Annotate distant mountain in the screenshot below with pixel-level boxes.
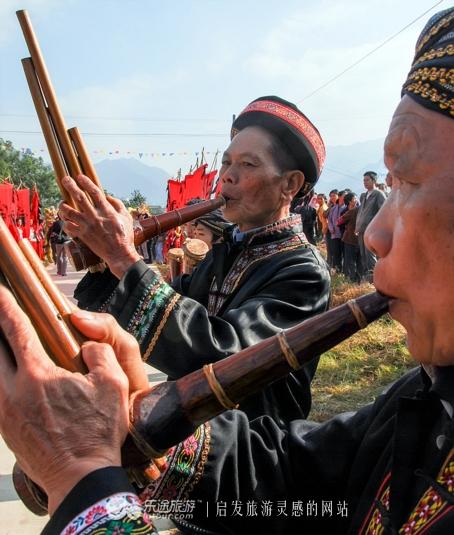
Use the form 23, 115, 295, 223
94, 138, 387, 205
95, 158, 171, 206
318, 138, 387, 195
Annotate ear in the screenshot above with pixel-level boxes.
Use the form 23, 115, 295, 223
281, 170, 305, 202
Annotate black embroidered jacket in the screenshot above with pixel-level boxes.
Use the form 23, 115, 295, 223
75, 215, 330, 425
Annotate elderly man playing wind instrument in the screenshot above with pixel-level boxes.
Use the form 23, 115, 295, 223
1, 6, 454, 535
60, 96, 331, 427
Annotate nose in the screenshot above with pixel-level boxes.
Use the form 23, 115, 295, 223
220, 163, 239, 185
364, 199, 393, 259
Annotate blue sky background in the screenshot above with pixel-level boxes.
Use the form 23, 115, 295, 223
0, 0, 447, 178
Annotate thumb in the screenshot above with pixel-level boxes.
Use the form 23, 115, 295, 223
81, 341, 128, 390
71, 311, 139, 359
72, 311, 148, 392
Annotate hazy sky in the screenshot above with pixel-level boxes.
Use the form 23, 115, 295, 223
0, 0, 447, 177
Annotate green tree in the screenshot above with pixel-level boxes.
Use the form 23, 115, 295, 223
122, 189, 147, 209
0, 139, 61, 207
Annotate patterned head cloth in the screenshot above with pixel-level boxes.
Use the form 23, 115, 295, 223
231, 96, 325, 196
402, 6, 454, 118
195, 208, 231, 238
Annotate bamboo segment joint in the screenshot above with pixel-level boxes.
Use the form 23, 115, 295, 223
203, 363, 239, 410
347, 299, 368, 329
277, 331, 299, 370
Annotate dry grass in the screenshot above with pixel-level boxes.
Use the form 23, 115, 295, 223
309, 274, 415, 422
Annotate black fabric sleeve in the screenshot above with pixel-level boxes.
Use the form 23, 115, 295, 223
42, 467, 136, 535
107, 253, 329, 380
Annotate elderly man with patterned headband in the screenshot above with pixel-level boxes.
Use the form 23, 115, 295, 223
0, 6, 453, 535
59, 96, 330, 427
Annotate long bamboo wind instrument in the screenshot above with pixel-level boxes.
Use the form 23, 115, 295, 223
17, 10, 225, 271
0, 217, 86, 372
127, 292, 389, 456
17, 10, 104, 271
134, 197, 225, 246
15, 290, 390, 514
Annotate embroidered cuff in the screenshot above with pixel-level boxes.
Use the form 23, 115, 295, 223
42, 467, 150, 535
108, 260, 181, 361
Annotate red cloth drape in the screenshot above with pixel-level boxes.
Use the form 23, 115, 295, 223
166, 180, 184, 212
0, 183, 14, 219
16, 188, 31, 239
0, 183, 20, 241
31, 186, 40, 225
203, 170, 218, 199
182, 164, 206, 205
30, 186, 44, 258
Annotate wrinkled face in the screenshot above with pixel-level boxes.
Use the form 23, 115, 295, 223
220, 127, 289, 231
365, 96, 454, 365
194, 223, 214, 248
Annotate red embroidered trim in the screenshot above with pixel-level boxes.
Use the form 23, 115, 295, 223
238, 100, 326, 170
360, 449, 454, 535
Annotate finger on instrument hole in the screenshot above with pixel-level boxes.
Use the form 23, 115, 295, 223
0, 285, 53, 372
144, 461, 162, 481
61, 176, 97, 216
74, 174, 111, 213
81, 341, 126, 379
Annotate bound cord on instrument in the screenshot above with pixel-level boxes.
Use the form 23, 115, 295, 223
277, 331, 299, 370
203, 363, 239, 410
347, 299, 368, 329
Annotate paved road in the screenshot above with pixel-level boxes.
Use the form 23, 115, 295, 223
0, 262, 174, 533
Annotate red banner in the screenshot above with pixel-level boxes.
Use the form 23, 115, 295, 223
0, 183, 14, 219
16, 188, 31, 238
203, 169, 218, 199
182, 164, 206, 205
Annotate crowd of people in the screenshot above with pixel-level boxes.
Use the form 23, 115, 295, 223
293, 172, 389, 283
0, 5, 453, 535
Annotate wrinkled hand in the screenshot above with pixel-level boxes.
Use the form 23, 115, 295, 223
70, 309, 148, 393
59, 174, 141, 279
0, 286, 130, 515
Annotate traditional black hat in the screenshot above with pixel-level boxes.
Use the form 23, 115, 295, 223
402, 6, 454, 119
231, 96, 325, 195
195, 209, 231, 238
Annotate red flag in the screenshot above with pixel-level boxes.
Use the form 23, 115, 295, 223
1, 214, 20, 241
166, 179, 184, 212
182, 164, 206, 204
31, 185, 41, 225
16, 188, 31, 239
203, 170, 218, 199
0, 183, 14, 220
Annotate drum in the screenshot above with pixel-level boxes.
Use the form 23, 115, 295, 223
182, 238, 209, 275
167, 247, 184, 281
